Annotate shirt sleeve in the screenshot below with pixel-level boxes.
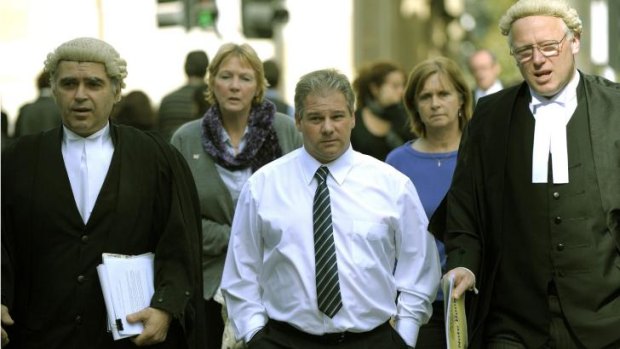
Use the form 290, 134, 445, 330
220, 180, 268, 341
393, 179, 442, 346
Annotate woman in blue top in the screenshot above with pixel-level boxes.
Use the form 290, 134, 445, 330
386, 56, 473, 348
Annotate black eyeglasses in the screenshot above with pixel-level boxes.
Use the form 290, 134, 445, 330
510, 33, 568, 63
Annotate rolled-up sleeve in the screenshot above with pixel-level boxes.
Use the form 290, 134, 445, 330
393, 180, 442, 346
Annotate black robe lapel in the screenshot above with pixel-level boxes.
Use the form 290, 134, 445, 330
36, 127, 84, 231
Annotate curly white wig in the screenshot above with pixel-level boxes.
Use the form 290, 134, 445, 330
44, 37, 128, 91
499, 0, 582, 38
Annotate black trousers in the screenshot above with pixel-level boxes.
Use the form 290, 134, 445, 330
248, 320, 409, 349
205, 298, 224, 349
486, 293, 585, 349
416, 301, 446, 349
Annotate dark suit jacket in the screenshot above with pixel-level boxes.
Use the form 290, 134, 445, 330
14, 95, 61, 137
158, 84, 206, 142
430, 72, 620, 348
1, 124, 206, 348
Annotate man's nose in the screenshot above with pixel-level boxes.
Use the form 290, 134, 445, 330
322, 119, 334, 133
75, 84, 88, 100
531, 47, 547, 64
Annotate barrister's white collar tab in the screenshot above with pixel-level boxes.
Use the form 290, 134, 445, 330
528, 71, 580, 184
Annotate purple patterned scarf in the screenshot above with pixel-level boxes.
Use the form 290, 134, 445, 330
200, 100, 282, 172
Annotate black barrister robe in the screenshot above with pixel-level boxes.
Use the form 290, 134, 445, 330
430, 72, 620, 348
1, 123, 206, 349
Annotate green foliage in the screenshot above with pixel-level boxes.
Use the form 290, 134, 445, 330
465, 0, 523, 85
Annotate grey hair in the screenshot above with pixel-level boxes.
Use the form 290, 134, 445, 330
44, 37, 128, 92
499, 0, 582, 39
294, 69, 355, 119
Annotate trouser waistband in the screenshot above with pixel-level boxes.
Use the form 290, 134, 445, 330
267, 319, 391, 345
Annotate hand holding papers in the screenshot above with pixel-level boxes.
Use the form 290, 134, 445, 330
97, 252, 155, 340
442, 274, 468, 349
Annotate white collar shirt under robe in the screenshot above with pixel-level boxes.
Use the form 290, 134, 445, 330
529, 70, 579, 184
221, 145, 441, 347
62, 123, 114, 223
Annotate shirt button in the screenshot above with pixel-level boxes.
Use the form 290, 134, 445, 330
77, 275, 86, 283
552, 192, 560, 199
158, 298, 164, 303
556, 243, 565, 251
185, 291, 191, 297
81, 235, 89, 243
75, 315, 82, 324
554, 216, 562, 224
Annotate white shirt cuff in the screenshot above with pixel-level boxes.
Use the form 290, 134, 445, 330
241, 313, 267, 343
244, 326, 263, 343
394, 318, 419, 347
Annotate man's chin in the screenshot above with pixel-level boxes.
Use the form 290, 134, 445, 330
528, 80, 561, 98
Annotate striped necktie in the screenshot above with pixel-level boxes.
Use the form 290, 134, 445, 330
313, 166, 342, 318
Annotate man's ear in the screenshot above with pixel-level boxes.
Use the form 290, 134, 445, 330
571, 33, 581, 54
114, 90, 122, 103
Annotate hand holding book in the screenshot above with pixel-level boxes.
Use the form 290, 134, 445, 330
442, 268, 476, 349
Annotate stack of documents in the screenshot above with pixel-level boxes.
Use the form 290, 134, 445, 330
97, 252, 155, 340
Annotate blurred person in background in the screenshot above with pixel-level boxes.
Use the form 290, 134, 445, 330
170, 43, 302, 349
158, 50, 210, 141
433, 0, 620, 347
263, 59, 294, 117
386, 56, 472, 349
468, 49, 503, 105
193, 84, 211, 119
1, 110, 11, 151
14, 70, 61, 137
1, 37, 205, 349
111, 90, 157, 131
351, 61, 412, 160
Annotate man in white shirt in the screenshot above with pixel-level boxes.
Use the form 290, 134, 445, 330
468, 49, 503, 104
221, 69, 441, 349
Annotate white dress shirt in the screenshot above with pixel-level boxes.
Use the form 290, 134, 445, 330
529, 71, 579, 183
62, 123, 114, 223
474, 80, 503, 102
221, 145, 441, 347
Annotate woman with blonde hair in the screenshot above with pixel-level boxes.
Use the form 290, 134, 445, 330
386, 56, 472, 348
171, 43, 301, 349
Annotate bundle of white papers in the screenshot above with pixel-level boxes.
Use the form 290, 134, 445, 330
97, 252, 155, 340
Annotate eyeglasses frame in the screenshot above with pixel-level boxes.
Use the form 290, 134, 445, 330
510, 32, 569, 63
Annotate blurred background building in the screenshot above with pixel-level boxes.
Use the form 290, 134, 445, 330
0, 0, 617, 134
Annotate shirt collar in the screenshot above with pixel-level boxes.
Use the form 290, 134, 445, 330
63, 122, 111, 143
482, 80, 503, 94
220, 126, 249, 145
300, 144, 354, 186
